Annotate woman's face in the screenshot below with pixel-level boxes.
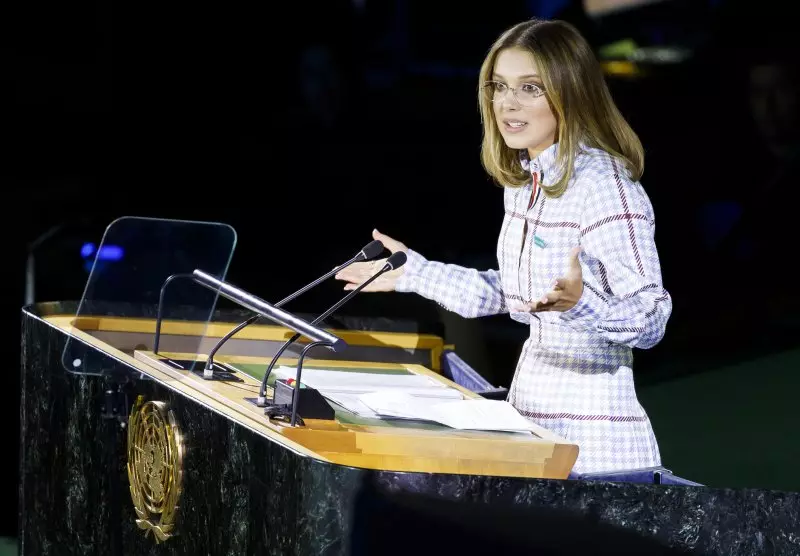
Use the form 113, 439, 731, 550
491, 48, 558, 159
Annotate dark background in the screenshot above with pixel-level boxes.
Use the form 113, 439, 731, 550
3, 0, 799, 540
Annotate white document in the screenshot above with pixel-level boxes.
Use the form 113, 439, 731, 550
318, 392, 381, 419
271, 366, 464, 417
359, 391, 536, 432
272, 366, 463, 399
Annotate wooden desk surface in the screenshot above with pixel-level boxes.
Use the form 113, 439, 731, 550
42, 314, 579, 480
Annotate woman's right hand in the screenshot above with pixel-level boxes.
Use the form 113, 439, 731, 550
335, 229, 408, 291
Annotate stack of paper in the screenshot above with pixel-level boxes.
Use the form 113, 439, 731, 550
271, 366, 464, 418
359, 391, 536, 432
272, 366, 534, 432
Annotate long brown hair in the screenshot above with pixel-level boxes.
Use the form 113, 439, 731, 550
479, 18, 644, 197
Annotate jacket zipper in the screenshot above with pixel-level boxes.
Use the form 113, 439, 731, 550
517, 172, 540, 296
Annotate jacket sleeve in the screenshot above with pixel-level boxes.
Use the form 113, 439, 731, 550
559, 164, 672, 348
395, 249, 507, 318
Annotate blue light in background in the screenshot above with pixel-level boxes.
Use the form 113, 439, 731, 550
98, 245, 124, 261
80, 243, 95, 258
81, 242, 125, 261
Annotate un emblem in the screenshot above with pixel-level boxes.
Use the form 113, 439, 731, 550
127, 396, 184, 543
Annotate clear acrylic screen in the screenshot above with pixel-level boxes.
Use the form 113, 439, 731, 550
61, 216, 237, 376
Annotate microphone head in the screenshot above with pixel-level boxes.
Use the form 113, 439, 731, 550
360, 239, 384, 260
385, 251, 407, 271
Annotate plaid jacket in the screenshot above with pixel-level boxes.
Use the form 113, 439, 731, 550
396, 143, 672, 352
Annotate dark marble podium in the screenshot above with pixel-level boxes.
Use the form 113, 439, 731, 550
19, 302, 800, 556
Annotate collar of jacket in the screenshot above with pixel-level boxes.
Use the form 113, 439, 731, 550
518, 142, 562, 186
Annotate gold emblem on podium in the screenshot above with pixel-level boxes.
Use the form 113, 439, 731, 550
127, 395, 184, 543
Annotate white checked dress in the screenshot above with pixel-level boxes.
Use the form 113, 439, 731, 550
395, 143, 672, 473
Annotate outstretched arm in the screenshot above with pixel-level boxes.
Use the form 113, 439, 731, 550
395, 250, 507, 319
335, 229, 507, 319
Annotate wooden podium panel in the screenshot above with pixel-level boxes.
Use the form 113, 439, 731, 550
44, 313, 578, 480
70, 314, 448, 370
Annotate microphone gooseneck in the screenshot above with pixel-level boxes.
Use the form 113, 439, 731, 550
259, 250, 408, 404
201, 240, 384, 378
290, 340, 329, 426
154, 273, 196, 354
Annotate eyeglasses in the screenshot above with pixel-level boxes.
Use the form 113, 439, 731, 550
482, 81, 546, 107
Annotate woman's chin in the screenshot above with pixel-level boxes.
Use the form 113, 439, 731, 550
502, 135, 531, 149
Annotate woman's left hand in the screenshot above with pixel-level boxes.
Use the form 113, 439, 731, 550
516, 247, 584, 312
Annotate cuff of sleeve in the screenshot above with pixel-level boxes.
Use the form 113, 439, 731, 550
394, 249, 427, 293
559, 282, 607, 329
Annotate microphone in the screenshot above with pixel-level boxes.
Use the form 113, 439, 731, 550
191, 269, 347, 351
258, 251, 407, 409
197, 239, 384, 378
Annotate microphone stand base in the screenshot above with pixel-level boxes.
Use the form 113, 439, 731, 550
273, 380, 336, 421
263, 403, 305, 426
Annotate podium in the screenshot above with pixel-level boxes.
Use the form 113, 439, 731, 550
19, 217, 800, 555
